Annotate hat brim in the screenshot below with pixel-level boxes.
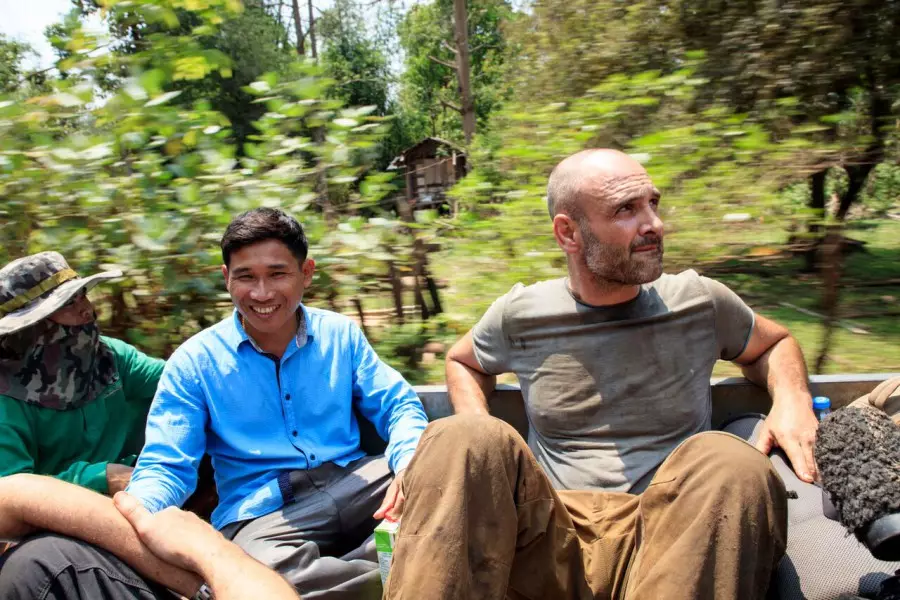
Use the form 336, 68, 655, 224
0, 270, 123, 337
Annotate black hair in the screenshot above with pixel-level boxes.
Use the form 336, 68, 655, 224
220, 208, 309, 266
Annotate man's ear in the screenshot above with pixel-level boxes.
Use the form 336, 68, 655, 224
553, 214, 580, 255
301, 259, 316, 286
221, 265, 230, 291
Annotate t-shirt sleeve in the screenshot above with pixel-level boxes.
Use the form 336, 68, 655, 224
700, 276, 755, 361
471, 288, 515, 374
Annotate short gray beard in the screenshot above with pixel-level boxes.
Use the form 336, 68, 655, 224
579, 221, 664, 287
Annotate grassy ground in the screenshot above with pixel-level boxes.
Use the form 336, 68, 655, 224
374, 216, 900, 384
698, 218, 900, 378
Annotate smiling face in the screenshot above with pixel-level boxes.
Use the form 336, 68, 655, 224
222, 239, 315, 350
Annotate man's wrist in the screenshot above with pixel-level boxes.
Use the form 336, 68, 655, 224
193, 539, 247, 583
772, 389, 813, 409
1, 475, 28, 521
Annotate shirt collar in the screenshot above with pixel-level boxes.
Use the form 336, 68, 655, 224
228, 304, 312, 354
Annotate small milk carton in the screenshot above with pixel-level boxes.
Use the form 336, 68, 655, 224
374, 518, 401, 586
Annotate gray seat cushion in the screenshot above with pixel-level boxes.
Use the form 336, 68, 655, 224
721, 414, 900, 600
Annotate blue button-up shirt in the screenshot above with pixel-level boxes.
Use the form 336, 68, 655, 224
126, 306, 428, 530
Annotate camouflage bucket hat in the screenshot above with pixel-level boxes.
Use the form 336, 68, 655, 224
0, 252, 122, 337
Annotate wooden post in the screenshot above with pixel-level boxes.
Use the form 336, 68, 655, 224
453, 0, 475, 144
291, 0, 305, 55
351, 298, 369, 339
387, 260, 405, 325
815, 225, 844, 373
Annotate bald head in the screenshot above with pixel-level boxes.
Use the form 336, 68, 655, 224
547, 149, 654, 220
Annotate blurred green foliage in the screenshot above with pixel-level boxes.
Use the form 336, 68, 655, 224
0, 0, 897, 376
0, 0, 411, 355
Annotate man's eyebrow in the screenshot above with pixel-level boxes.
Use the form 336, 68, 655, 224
231, 263, 291, 275
611, 187, 661, 209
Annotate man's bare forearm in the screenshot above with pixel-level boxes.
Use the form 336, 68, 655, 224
0, 474, 202, 597
446, 358, 495, 414
198, 543, 299, 599
741, 335, 812, 406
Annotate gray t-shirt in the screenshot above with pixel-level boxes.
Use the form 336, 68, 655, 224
471, 270, 755, 493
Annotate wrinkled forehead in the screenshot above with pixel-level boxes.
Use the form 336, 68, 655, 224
586, 172, 659, 206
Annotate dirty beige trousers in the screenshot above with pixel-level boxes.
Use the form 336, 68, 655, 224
385, 414, 787, 600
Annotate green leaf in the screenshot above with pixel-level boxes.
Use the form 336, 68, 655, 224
144, 90, 183, 107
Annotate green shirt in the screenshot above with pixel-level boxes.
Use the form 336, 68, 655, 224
0, 336, 164, 494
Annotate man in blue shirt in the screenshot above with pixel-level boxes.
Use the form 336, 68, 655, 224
125, 207, 428, 598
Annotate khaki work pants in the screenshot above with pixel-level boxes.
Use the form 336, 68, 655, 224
385, 414, 787, 600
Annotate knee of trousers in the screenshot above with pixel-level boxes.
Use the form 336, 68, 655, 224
0, 533, 90, 593
418, 413, 526, 461
674, 431, 787, 508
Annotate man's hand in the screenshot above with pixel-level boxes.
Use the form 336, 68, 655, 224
106, 464, 134, 496
113, 491, 227, 574
755, 397, 820, 482
373, 469, 406, 521
734, 313, 819, 483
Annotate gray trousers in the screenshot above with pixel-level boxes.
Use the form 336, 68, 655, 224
221, 455, 392, 600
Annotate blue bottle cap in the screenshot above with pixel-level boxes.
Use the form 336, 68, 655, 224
813, 396, 831, 410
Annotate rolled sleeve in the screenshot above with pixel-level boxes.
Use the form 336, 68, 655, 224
700, 276, 756, 361
471, 289, 515, 374
126, 351, 209, 512
349, 323, 427, 473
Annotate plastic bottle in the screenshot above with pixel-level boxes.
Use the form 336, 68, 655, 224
813, 396, 832, 421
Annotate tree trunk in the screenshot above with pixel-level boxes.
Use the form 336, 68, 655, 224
452, 0, 475, 144
834, 81, 889, 221
351, 298, 369, 339
803, 169, 828, 272
291, 0, 305, 56
814, 78, 888, 369
424, 273, 443, 315
394, 196, 439, 321
307, 0, 317, 60
414, 277, 430, 320
836, 164, 874, 221
387, 259, 405, 325
814, 225, 844, 373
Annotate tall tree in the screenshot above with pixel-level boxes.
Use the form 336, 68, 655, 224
308, 0, 318, 60
0, 35, 39, 95
318, 0, 390, 114
669, 0, 900, 272
291, 0, 306, 56
398, 0, 513, 144
60, 1, 295, 153
505, 0, 677, 102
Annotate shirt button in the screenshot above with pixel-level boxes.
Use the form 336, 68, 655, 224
292, 430, 298, 436
285, 394, 291, 400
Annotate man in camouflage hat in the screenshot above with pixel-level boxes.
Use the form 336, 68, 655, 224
0, 251, 165, 498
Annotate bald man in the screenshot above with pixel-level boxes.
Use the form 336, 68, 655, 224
384, 150, 817, 599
